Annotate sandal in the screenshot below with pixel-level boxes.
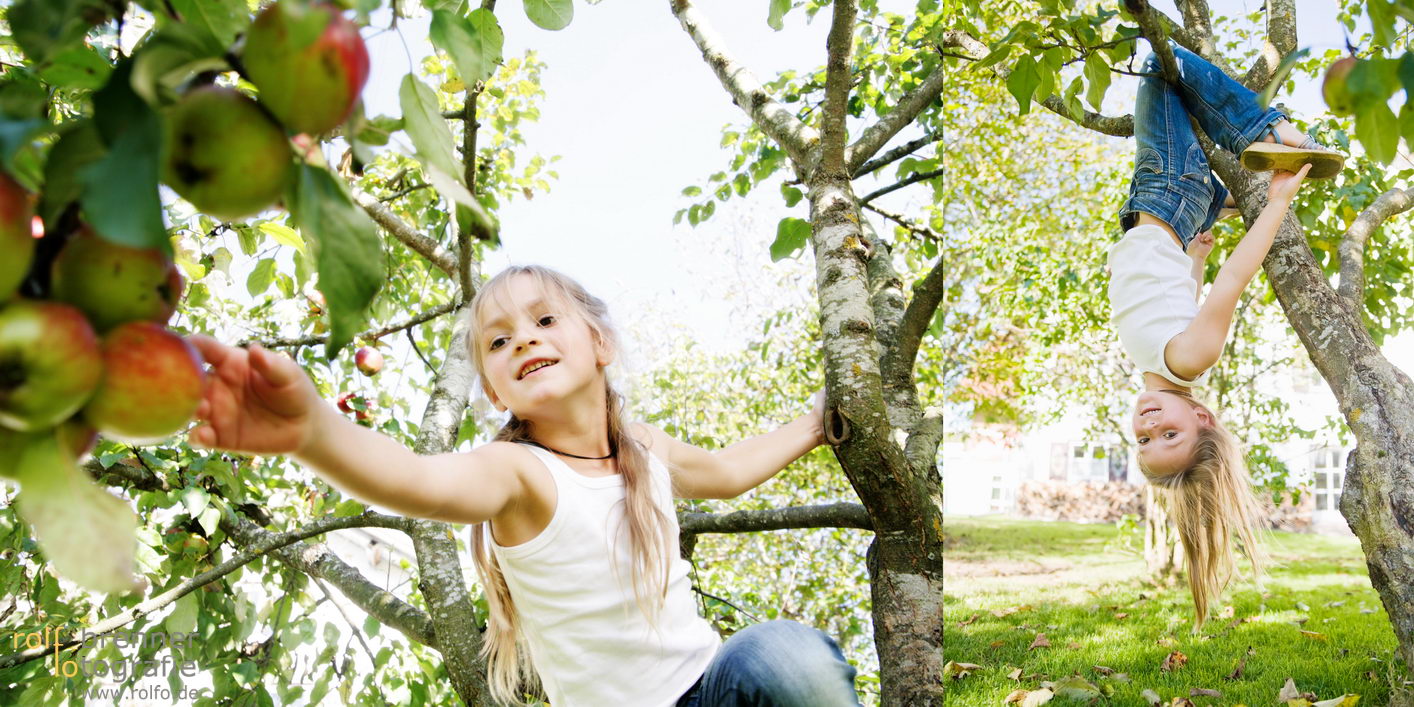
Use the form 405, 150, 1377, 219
1239, 138, 1345, 179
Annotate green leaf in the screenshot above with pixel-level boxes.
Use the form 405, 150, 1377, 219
781, 184, 803, 207
168, 0, 250, 50
333, 499, 364, 517
129, 26, 231, 106
247, 258, 277, 297
767, 0, 791, 31
1398, 100, 1414, 153
182, 488, 209, 518
1083, 52, 1112, 112
166, 592, 199, 635
7, 0, 96, 65
1355, 100, 1399, 164
198, 506, 221, 537
287, 164, 387, 359
0, 116, 48, 186
11, 432, 139, 594
523, 0, 573, 31
1007, 55, 1040, 115
431, 9, 504, 86
78, 60, 167, 253
259, 221, 309, 256
770, 217, 811, 261
37, 46, 112, 90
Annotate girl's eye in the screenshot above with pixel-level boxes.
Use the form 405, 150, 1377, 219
489, 338, 506, 350
1164, 431, 1176, 439
538, 315, 556, 326
1138, 437, 1149, 445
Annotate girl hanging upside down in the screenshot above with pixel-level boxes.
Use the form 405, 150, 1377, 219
1108, 41, 1343, 629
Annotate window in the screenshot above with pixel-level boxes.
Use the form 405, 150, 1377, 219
991, 488, 1001, 500
1315, 452, 1328, 469
1316, 494, 1328, 511
1316, 473, 1328, 490
1073, 445, 1086, 458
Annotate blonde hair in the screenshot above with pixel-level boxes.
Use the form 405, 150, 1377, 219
1139, 391, 1268, 629
464, 265, 677, 705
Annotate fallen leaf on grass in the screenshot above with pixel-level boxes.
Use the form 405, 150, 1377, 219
1065, 641, 1084, 650
1052, 676, 1100, 701
1300, 630, 1328, 642
943, 661, 983, 679
1362, 671, 1378, 681
1191, 687, 1223, 698
1029, 633, 1050, 650
1115, 612, 1130, 619
959, 613, 980, 627
1297, 601, 1311, 612
993, 605, 1032, 618
1311, 696, 1360, 707
989, 640, 1006, 649
1161, 650, 1188, 672
1219, 605, 1235, 619
1140, 689, 1162, 706
1156, 636, 1178, 648
1278, 678, 1309, 702
1007, 667, 1023, 681
1226, 655, 1248, 680
1004, 689, 1030, 704
1020, 687, 1054, 706
1171, 699, 1195, 707
1092, 665, 1115, 676
1325, 601, 1345, 608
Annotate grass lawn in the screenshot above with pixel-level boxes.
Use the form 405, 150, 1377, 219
943, 515, 1405, 706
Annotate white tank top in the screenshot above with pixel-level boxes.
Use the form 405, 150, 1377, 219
1107, 224, 1212, 387
489, 443, 721, 707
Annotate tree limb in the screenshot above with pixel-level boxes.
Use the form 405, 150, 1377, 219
937, 29, 1134, 137
863, 203, 941, 243
248, 301, 459, 349
1124, 0, 1180, 83
853, 133, 940, 179
0, 510, 422, 672
223, 511, 437, 647
860, 168, 944, 205
1338, 187, 1414, 308
356, 192, 458, 277
905, 408, 943, 487
820, 0, 859, 176
1245, 0, 1298, 90
846, 65, 945, 174
669, 0, 819, 167
890, 255, 943, 389
679, 503, 873, 534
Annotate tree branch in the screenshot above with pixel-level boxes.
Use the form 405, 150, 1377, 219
1338, 187, 1414, 308
860, 168, 944, 205
863, 203, 940, 243
1245, 0, 1297, 90
669, 0, 819, 167
1124, 0, 1180, 83
852, 133, 940, 179
846, 60, 945, 174
84, 457, 168, 492
937, 29, 1134, 137
890, 255, 943, 388
248, 301, 459, 349
0, 510, 420, 672
819, 0, 859, 176
222, 511, 437, 647
905, 408, 943, 486
679, 503, 873, 534
356, 192, 458, 277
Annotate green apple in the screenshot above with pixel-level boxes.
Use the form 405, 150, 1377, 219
243, 1, 370, 135
0, 300, 102, 432
163, 86, 293, 221
83, 322, 205, 444
51, 225, 183, 332
0, 172, 35, 301
1322, 56, 1356, 117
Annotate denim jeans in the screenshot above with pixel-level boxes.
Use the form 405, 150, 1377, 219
1118, 41, 1288, 249
673, 620, 862, 707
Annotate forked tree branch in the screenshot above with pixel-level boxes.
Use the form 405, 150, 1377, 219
356, 192, 459, 277
1338, 187, 1414, 308
249, 301, 459, 349
1124, 0, 1180, 83
669, 0, 819, 167
1245, 0, 1298, 90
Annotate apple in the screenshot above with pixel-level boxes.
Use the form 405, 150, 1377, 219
83, 322, 205, 444
354, 346, 383, 376
1323, 56, 1356, 117
163, 86, 293, 221
0, 172, 35, 301
336, 391, 370, 421
0, 300, 102, 431
51, 226, 183, 332
243, 1, 371, 136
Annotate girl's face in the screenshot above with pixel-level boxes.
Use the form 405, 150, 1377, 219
477, 274, 611, 416
1132, 390, 1212, 476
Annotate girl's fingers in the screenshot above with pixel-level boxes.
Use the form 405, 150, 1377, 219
249, 344, 296, 387
188, 334, 233, 368
189, 424, 214, 448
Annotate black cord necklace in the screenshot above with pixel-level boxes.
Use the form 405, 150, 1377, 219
522, 438, 617, 460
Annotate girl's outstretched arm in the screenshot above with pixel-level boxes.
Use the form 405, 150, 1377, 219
189, 336, 524, 525
1164, 164, 1311, 379
1188, 230, 1215, 301
645, 390, 826, 500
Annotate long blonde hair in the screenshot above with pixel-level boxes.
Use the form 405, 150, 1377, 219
464, 265, 677, 705
1139, 391, 1268, 629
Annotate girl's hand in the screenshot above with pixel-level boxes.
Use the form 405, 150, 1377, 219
1267, 163, 1312, 205
187, 336, 327, 456
1188, 230, 1216, 261
808, 388, 827, 445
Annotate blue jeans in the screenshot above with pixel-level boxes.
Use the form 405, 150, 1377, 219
1118, 41, 1288, 249
673, 620, 862, 707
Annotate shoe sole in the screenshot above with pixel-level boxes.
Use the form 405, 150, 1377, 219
1240, 143, 1345, 179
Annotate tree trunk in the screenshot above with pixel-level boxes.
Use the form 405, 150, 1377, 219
1143, 485, 1182, 584
1206, 143, 1414, 676
808, 173, 944, 705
